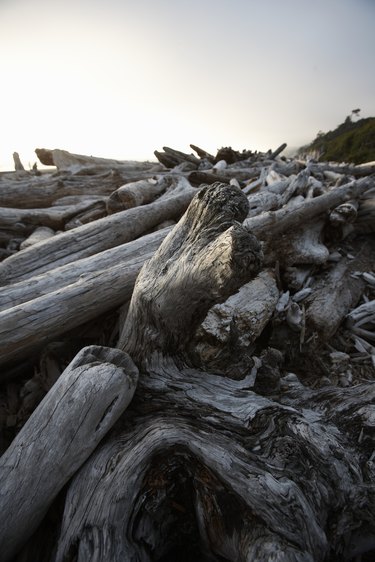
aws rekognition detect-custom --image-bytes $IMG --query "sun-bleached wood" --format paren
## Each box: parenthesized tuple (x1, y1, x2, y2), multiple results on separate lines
(0, 188, 195, 285)
(0, 345, 138, 562)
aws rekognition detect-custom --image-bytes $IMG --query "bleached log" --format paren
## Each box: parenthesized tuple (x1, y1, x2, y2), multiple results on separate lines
(193, 270, 279, 377)
(0, 345, 138, 562)
(19, 226, 55, 250)
(0, 170, 158, 209)
(0, 201, 105, 231)
(35, 148, 161, 172)
(309, 161, 375, 178)
(244, 177, 373, 240)
(304, 250, 371, 339)
(118, 182, 263, 363)
(106, 178, 167, 214)
(0, 254, 154, 368)
(0, 229, 166, 312)
(0, 188, 195, 285)
(64, 201, 107, 229)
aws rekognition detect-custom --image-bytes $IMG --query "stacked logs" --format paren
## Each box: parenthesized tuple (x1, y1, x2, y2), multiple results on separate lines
(0, 144, 375, 562)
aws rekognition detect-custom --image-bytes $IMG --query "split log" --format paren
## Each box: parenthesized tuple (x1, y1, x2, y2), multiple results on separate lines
(0, 187, 195, 285)
(0, 345, 138, 562)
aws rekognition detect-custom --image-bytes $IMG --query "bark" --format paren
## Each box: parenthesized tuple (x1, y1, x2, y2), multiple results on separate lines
(0, 345, 138, 562)
(0, 188, 195, 285)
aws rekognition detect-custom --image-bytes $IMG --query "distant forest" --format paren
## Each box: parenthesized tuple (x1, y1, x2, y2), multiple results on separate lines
(299, 110, 375, 164)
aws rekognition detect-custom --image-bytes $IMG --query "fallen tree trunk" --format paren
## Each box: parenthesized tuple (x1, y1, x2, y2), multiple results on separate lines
(0, 229, 166, 312)
(0, 200, 106, 231)
(0, 187, 195, 285)
(0, 345, 138, 562)
(106, 177, 169, 214)
(0, 255, 152, 368)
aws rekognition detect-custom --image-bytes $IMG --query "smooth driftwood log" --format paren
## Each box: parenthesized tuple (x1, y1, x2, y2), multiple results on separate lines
(0, 187, 195, 285)
(35, 148, 161, 172)
(0, 345, 138, 562)
(106, 178, 168, 214)
(0, 200, 105, 232)
(0, 253, 154, 368)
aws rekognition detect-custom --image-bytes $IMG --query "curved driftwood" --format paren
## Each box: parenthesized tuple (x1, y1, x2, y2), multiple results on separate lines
(0, 345, 138, 562)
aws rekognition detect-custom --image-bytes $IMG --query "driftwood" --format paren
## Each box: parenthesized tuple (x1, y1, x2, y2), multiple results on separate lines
(0, 144, 375, 562)
(35, 147, 162, 172)
(0, 345, 138, 561)
(0, 188, 195, 284)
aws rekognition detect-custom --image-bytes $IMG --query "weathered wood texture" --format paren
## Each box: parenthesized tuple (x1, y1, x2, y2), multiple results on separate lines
(0, 345, 138, 562)
(1, 145, 375, 562)
(0, 188, 195, 285)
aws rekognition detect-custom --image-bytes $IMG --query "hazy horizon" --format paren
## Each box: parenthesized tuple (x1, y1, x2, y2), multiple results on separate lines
(1, 0, 374, 171)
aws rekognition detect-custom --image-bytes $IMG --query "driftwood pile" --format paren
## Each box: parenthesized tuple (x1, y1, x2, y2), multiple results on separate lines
(0, 143, 375, 561)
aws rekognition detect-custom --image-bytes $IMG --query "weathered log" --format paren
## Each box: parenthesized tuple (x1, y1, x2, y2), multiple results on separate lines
(0, 253, 155, 368)
(0, 229, 166, 313)
(19, 226, 55, 250)
(245, 177, 372, 241)
(0, 187, 195, 285)
(192, 269, 280, 377)
(0, 201, 105, 231)
(35, 147, 161, 172)
(106, 177, 168, 214)
(0, 345, 138, 562)
(304, 248, 371, 339)
(0, 170, 158, 209)
(118, 183, 263, 362)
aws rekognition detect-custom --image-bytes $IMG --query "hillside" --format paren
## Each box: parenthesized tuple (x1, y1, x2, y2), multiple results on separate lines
(300, 115, 375, 164)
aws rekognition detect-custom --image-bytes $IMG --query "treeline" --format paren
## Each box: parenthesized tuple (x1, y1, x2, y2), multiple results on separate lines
(300, 115, 375, 164)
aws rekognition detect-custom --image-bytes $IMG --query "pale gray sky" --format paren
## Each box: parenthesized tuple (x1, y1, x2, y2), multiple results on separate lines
(0, 0, 374, 170)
